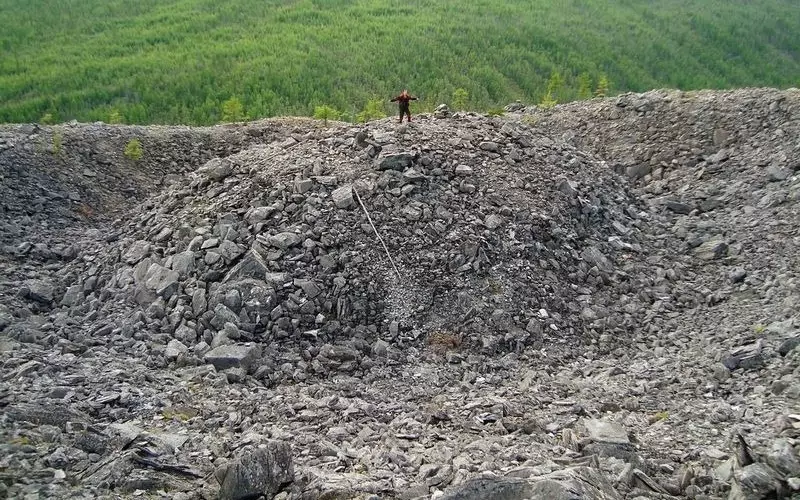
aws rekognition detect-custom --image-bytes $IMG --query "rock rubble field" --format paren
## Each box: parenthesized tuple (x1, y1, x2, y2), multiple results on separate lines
(1, 89, 798, 499)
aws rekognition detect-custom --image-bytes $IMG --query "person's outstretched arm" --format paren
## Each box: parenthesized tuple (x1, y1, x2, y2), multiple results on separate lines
(410, 96, 418, 100)
(390, 96, 398, 102)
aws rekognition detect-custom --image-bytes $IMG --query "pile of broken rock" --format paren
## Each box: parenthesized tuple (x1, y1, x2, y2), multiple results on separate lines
(1, 89, 798, 499)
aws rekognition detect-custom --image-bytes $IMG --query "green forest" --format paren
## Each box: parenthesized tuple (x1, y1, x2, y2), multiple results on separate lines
(1, 0, 798, 125)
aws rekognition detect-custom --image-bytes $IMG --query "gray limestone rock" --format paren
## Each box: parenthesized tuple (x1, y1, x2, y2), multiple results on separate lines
(377, 152, 416, 171)
(165, 339, 189, 359)
(224, 248, 269, 282)
(581, 247, 614, 273)
(440, 467, 621, 500)
(170, 251, 196, 277)
(584, 419, 630, 445)
(197, 157, 233, 181)
(60, 285, 84, 307)
(211, 303, 240, 330)
(694, 238, 728, 260)
(332, 185, 355, 209)
(123, 240, 152, 264)
(217, 441, 293, 500)
(23, 279, 55, 304)
(266, 232, 302, 250)
(144, 263, 180, 299)
(203, 343, 262, 372)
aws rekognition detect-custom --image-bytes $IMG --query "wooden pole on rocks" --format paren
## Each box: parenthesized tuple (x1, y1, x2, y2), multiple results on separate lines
(352, 185, 403, 281)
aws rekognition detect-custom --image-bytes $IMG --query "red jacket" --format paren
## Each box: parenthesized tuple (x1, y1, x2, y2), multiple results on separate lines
(391, 92, 417, 104)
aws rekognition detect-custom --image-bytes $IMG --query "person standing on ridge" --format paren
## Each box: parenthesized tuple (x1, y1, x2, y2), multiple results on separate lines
(391, 89, 418, 123)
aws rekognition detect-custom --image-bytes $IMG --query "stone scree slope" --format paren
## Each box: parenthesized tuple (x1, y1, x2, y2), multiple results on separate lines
(0, 90, 798, 500)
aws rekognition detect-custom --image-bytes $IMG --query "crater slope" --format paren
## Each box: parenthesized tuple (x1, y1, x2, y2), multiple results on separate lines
(0, 90, 798, 500)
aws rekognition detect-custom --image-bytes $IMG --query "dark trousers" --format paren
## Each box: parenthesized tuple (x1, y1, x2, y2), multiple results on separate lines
(398, 103, 411, 122)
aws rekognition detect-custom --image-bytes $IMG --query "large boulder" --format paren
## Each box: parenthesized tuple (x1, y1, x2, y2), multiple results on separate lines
(217, 441, 294, 500)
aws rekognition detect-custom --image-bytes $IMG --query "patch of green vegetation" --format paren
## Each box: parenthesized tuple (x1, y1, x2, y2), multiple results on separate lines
(52, 131, 63, 157)
(0, 0, 798, 124)
(313, 104, 341, 126)
(124, 138, 143, 161)
(221, 96, 246, 122)
(356, 98, 387, 123)
(452, 88, 469, 111)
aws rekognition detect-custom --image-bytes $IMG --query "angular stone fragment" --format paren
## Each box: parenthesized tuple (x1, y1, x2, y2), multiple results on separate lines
(694, 238, 728, 260)
(225, 249, 269, 282)
(377, 152, 416, 171)
(203, 343, 262, 372)
(170, 250, 195, 277)
(581, 246, 614, 273)
(144, 263, 180, 299)
(440, 467, 621, 500)
(165, 339, 189, 359)
(332, 185, 354, 209)
(60, 285, 84, 307)
(197, 157, 233, 181)
(123, 240, 151, 264)
(22, 279, 55, 304)
(267, 232, 302, 250)
(584, 419, 630, 445)
(218, 441, 294, 500)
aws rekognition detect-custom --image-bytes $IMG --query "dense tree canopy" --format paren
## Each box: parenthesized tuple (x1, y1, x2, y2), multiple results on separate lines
(1, 0, 798, 124)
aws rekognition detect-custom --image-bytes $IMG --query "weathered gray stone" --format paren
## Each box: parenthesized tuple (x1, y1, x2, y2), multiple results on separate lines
(584, 419, 630, 445)
(165, 339, 189, 360)
(294, 279, 321, 299)
(665, 200, 694, 214)
(694, 238, 728, 260)
(225, 249, 269, 282)
(484, 214, 503, 230)
(218, 240, 244, 263)
(192, 289, 207, 316)
(332, 185, 354, 209)
(377, 152, 416, 171)
(144, 263, 180, 299)
(211, 303, 240, 330)
(60, 285, 84, 307)
(203, 343, 262, 372)
(581, 247, 613, 273)
(171, 250, 195, 277)
(197, 157, 233, 181)
(218, 441, 293, 500)
(267, 232, 302, 250)
(294, 178, 314, 194)
(440, 467, 621, 500)
(123, 240, 152, 264)
(23, 279, 55, 304)
(246, 206, 274, 225)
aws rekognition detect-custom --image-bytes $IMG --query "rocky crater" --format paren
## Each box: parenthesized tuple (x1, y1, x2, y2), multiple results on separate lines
(0, 89, 798, 499)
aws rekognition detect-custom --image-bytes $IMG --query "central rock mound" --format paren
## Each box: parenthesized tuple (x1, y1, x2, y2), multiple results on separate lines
(65, 114, 645, 378)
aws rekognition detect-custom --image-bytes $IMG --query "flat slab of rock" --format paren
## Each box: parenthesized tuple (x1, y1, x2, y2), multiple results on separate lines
(203, 343, 261, 372)
(694, 238, 728, 260)
(440, 467, 621, 500)
(584, 419, 630, 445)
(376, 152, 416, 171)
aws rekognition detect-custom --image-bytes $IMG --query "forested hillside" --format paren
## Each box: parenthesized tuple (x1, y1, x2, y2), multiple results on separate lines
(1, 0, 798, 125)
